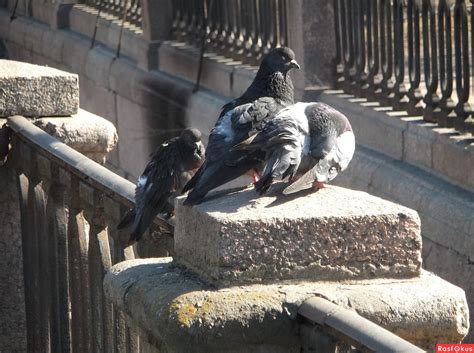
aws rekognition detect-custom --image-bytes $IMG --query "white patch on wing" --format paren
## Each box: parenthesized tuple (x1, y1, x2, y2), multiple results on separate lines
(137, 175, 147, 189)
(335, 130, 355, 171)
(275, 102, 312, 155)
(213, 110, 235, 143)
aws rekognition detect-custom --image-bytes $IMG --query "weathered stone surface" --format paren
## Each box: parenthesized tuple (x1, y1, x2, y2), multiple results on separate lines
(0, 59, 79, 117)
(33, 109, 118, 164)
(0, 167, 26, 353)
(104, 258, 469, 353)
(175, 185, 422, 285)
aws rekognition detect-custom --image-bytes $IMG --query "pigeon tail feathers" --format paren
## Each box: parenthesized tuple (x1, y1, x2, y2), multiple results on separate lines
(116, 208, 136, 230)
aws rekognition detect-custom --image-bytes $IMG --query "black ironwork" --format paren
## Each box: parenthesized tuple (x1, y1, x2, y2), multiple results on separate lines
(334, 0, 474, 133)
(80, 0, 142, 28)
(171, 0, 289, 66)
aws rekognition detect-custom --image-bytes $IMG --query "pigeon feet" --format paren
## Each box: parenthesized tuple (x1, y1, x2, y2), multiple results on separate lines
(313, 181, 327, 191)
(252, 174, 260, 184)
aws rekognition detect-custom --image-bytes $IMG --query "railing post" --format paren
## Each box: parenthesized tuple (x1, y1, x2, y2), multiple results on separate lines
(286, 0, 336, 98)
(81, 185, 113, 353)
(140, 0, 173, 42)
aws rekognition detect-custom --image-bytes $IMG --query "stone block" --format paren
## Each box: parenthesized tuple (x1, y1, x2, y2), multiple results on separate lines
(24, 21, 44, 55)
(41, 28, 66, 64)
(402, 117, 436, 170)
(175, 186, 422, 285)
(432, 129, 474, 193)
(61, 35, 89, 76)
(0, 10, 11, 41)
(0, 59, 79, 117)
(85, 46, 114, 88)
(79, 75, 116, 124)
(104, 258, 469, 352)
(116, 95, 155, 179)
(8, 16, 27, 46)
(68, 5, 96, 39)
(109, 58, 137, 99)
(423, 237, 474, 342)
(33, 109, 118, 163)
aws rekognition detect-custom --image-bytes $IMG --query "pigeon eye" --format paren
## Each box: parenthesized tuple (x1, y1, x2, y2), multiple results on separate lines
(329, 165, 339, 174)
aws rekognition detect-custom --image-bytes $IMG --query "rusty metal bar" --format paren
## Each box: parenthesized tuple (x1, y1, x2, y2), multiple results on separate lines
(299, 297, 426, 353)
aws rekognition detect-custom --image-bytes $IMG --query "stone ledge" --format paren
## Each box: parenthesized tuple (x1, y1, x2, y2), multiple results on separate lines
(31, 109, 118, 164)
(0, 59, 79, 117)
(175, 186, 422, 285)
(104, 258, 469, 352)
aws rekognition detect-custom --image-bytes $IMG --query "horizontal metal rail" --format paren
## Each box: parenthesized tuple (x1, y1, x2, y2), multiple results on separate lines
(7, 115, 173, 234)
(299, 297, 426, 353)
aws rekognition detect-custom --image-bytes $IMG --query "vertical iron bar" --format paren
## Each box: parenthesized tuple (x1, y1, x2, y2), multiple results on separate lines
(422, 0, 442, 123)
(333, 0, 344, 86)
(453, 0, 471, 130)
(391, 0, 408, 110)
(438, 0, 456, 126)
(407, 0, 423, 115)
(378, 0, 394, 104)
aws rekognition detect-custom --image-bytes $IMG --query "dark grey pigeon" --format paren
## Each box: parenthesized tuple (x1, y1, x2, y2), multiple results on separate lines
(182, 47, 300, 205)
(235, 102, 355, 195)
(117, 128, 205, 244)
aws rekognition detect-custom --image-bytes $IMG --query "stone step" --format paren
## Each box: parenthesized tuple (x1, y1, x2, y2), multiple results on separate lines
(0, 59, 79, 117)
(104, 258, 468, 352)
(175, 185, 422, 285)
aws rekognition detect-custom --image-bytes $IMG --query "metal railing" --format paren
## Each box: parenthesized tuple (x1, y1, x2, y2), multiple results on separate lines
(172, 0, 289, 66)
(299, 297, 426, 353)
(334, 0, 474, 134)
(7, 115, 172, 353)
(79, 0, 142, 28)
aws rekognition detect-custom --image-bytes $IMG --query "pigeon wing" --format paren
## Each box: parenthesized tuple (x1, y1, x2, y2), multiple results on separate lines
(129, 141, 179, 242)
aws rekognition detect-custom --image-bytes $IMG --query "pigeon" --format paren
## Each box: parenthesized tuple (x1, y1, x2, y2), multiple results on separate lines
(235, 102, 355, 195)
(117, 128, 205, 244)
(182, 47, 300, 205)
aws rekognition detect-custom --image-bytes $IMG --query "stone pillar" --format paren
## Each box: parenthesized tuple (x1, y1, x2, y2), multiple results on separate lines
(0, 59, 117, 352)
(140, 0, 173, 42)
(287, 0, 337, 98)
(104, 186, 469, 352)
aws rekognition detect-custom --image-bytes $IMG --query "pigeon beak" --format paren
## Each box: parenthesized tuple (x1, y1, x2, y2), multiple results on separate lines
(290, 59, 300, 70)
(283, 168, 316, 195)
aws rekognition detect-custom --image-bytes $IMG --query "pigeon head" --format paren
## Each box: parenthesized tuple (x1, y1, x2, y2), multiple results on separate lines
(262, 47, 300, 74)
(179, 128, 205, 169)
(180, 128, 202, 144)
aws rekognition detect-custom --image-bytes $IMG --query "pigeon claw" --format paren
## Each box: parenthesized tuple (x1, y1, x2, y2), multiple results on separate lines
(313, 181, 326, 191)
(251, 170, 261, 184)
